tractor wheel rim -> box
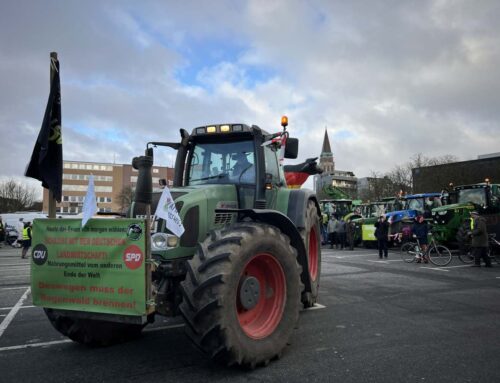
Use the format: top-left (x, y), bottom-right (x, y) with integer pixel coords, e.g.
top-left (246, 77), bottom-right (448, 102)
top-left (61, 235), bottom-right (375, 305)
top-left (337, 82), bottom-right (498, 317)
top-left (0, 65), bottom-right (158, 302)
top-left (237, 253), bottom-right (286, 339)
top-left (309, 227), bottom-right (318, 281)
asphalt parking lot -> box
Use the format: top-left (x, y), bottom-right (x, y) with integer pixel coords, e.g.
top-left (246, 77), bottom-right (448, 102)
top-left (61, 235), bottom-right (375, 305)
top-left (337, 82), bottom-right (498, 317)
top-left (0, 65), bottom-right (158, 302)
top-left (0, 244), bottom-right (499, 383)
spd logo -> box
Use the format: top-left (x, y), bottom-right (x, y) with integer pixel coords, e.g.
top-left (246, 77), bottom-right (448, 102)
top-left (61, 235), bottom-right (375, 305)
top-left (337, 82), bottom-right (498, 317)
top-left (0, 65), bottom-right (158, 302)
top-left (123, 245), bottom-right (143, 270)
top-left (32, 244), bottom-right (48, 265)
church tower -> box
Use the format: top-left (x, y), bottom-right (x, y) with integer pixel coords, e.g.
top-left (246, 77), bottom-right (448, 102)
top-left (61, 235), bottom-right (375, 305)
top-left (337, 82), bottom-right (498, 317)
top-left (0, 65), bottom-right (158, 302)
top-left (319, 128), bottom-right (335, 174)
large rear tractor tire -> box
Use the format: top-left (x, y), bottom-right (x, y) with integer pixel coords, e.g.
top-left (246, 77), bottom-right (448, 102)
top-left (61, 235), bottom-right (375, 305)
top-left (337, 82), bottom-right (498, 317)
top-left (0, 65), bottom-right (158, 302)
top-left (44, 308), bottom-right (145, 346)
top-left (179, 223), bottom-right (301, 368)
top-left (301, 200), bottom-right (322, 308)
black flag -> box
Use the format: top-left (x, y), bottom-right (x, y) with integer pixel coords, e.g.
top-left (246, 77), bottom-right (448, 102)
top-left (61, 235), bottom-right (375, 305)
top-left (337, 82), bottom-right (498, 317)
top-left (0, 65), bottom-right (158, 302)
top-left (25, 56), bottom-right (63, 202)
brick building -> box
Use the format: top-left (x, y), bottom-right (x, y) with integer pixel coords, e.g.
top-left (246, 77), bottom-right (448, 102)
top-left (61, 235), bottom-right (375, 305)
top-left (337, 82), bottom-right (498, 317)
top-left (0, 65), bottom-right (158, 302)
top-left (42, 160), bottom-right (174, 214)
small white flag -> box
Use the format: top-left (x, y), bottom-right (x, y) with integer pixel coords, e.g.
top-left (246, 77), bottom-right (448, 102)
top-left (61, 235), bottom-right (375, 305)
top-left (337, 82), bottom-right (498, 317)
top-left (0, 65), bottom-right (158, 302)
top-left (154, 186), bottom-right (185, 237)
top-left (81, 174), bottom-right (97, 227)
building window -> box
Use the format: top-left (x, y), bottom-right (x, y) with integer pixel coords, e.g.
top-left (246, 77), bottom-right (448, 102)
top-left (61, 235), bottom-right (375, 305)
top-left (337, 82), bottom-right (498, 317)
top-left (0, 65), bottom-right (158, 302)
top-left (153, 168), bottom-right (159, 173)
top-left (62, 185), bottom-right (113, 192)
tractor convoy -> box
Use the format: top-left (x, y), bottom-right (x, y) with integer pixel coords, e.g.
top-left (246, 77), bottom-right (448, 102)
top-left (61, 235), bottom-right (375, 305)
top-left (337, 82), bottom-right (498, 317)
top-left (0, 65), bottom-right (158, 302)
top-left (31, 117), bottom-right (322, 368)
top-left (325, 184), bottom-right (499, 250)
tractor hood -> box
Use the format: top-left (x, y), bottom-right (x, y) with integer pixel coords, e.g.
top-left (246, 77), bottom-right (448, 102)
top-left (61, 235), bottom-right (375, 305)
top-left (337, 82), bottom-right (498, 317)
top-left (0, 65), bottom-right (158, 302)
top-left (386, 209), bottom-right (418, 223)
top-left (432, 202), bottom-right (474, 213)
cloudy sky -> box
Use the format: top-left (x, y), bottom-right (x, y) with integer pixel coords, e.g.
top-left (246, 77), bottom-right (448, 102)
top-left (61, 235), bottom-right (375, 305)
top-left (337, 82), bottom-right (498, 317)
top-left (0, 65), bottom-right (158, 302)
top-left (1, 0), bottom-right (499, 196)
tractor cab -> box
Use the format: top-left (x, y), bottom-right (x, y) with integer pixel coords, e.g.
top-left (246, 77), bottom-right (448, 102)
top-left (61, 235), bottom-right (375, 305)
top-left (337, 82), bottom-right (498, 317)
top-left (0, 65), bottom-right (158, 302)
top-left (431, 182), bottom-right (500, 244)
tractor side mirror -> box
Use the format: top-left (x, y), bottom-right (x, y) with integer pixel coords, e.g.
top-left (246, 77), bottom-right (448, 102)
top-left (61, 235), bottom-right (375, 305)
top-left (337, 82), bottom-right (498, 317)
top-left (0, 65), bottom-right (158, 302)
top-left (285, 138), bottom-right (298, 159)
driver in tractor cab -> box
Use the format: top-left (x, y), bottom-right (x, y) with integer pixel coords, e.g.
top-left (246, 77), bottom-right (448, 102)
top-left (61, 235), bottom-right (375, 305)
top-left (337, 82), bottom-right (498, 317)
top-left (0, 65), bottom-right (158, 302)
top-left (231, 152), bottom-right (254, 183)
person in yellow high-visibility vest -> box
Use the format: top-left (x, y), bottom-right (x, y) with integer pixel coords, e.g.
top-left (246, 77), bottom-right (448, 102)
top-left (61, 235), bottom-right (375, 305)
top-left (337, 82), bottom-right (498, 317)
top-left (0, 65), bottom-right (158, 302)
top-left (21, 222), bottom-right (32, 259)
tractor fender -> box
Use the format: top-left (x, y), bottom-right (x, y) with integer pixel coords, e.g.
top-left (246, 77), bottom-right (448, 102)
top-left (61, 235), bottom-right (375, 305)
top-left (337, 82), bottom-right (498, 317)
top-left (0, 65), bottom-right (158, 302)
top-left (286, 189), bottom-right (321, 230)
top-left (215, 208), bottom-right (313, 293)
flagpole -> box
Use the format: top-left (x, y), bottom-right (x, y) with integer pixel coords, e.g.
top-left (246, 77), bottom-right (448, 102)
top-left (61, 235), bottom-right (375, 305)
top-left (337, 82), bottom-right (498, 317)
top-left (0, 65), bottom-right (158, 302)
top-left (48, 51), bottom-right (58, 218)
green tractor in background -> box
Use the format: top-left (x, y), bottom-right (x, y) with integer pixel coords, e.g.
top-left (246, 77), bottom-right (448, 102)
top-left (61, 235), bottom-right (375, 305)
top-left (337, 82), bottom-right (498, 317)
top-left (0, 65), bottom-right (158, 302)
top-left (44, 118), bottom-right (322, 368)
top-left (431, 182), bottom-right (500, 246)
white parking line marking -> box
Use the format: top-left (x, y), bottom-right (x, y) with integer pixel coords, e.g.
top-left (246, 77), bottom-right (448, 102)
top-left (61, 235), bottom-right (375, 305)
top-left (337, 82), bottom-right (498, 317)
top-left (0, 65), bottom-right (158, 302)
top-left (0, 339), bottom-right (71, 352)
top-left (0, 264), bottom-right (30, 267)
top-left (420, 267), bottom-right (450, 272)
top-left (367, 259), bottom-right (402, 263)
top-left (440, 264), bottom-right (474, 269)
top-left (0, 323), bottom-right (186, 352)
top-left (0, 287), bottom-right (31, 338)
top-left (303, 303), bottom-right (326, 311)
top-left (0, 286), bottom-right (30, 291)
top-left (0, 305), bottom-right (35, 311)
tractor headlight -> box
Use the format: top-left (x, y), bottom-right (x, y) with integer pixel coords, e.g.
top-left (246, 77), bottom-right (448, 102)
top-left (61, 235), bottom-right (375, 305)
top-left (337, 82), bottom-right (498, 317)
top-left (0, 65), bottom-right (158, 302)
top-left (151, 233), bottom-right (179, 250)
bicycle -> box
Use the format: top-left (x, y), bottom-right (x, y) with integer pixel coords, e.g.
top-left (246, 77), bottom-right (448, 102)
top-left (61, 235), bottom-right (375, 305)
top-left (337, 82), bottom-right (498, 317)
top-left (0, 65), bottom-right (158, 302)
top-left (400, 234), bottom-right (452, 266)
top-left (458, 234), bottom-right (500, 264)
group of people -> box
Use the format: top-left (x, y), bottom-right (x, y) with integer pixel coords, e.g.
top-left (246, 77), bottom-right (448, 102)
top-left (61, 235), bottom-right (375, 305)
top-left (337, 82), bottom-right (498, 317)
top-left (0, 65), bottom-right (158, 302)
top-left (322, 213), bottom-right (355, 250)
top-left (375, 210), bottom-right (492, 267)
top-left (0, 216), bottom-right (32, 258)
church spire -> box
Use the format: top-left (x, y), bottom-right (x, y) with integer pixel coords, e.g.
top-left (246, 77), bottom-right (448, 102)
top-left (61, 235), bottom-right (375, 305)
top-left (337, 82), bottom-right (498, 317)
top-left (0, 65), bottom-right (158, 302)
top-left (319, 127), bottom-right (335, 173)
top-left (321, 128), bottom-right (332, 155)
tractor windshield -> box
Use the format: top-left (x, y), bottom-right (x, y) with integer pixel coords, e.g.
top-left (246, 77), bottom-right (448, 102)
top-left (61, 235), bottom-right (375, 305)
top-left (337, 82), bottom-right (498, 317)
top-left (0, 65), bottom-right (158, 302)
top-left (457, 188), bottom-right (487, 206)
top-left (187, 140), bottom-right (255, 185)
top-left (405, 198), bottom-right (424, 212)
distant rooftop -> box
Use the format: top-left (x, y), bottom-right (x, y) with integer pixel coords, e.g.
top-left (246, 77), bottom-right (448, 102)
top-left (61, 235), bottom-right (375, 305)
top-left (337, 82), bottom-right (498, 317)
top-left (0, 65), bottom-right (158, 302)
top-left (477, 152), bottom-right (500, 159)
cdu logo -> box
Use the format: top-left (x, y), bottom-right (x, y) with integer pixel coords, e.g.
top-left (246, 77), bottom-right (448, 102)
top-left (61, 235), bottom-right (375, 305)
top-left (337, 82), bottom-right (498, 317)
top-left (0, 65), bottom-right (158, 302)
top-left (32, 244), bottom-right (48, 265)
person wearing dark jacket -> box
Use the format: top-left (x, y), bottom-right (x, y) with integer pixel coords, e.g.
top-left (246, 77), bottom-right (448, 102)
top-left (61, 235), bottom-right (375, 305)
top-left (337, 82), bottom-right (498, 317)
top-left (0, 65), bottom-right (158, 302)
top-left (0, 216), bottom-right (5, 247)
top-left (412, 215), bottom-right (429, 263)
top-left (374, 214), bottom-right (389, 258)
top-left (470, 211), bottom-right (492, 267)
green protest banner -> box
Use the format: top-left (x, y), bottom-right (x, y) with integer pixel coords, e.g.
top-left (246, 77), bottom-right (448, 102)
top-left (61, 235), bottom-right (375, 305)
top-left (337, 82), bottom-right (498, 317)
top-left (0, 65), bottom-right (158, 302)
top-left (31, 219), bottom-right (148, 317)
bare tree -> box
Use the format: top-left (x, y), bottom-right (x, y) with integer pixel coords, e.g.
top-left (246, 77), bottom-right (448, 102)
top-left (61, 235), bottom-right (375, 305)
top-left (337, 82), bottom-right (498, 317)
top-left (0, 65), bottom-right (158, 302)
top-left (117, 185), bottom-right (135, 213)
top-left (0, 179), bottom-right (38, 212)
top-left (386, 153), bottom-right (458, 194)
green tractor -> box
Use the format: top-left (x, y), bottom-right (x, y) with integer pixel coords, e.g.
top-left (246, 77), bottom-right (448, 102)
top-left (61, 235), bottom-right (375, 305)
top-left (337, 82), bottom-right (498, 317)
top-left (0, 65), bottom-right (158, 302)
top-left (40, 118), bottom-right (322, 368)
top-left (431, 182), bottom-right (500, 245)
top-left (350, 201), bottom-right (386, 247)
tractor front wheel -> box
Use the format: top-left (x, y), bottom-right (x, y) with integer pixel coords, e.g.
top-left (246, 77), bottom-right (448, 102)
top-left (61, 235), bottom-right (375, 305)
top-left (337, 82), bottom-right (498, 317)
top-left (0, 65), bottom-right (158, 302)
top-left (44, 309), bottom-right (145, 346)
top-left (179, 223), bottom-right (301, 367)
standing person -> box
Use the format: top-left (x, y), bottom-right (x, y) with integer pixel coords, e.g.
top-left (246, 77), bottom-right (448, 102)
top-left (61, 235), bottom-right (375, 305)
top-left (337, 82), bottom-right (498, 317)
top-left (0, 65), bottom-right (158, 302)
top-left (0, 216), bottom-right (5, 247)
top-left (374, 214), bottom-right (389, 259)
top-left (346, 220), bottom-right (355, 250)
top-left (21, 222), bottom-right (32, 259)
top-left (412, 215), bottom-right (429, 263)
top-left (337, 217), bottom-right (346, 250)
top-left (469, 211), bottom-right (492, 267)
top-left (327, 215), bottom-right (338, 249)
top-left (321, 212), bottom-right (328, 245)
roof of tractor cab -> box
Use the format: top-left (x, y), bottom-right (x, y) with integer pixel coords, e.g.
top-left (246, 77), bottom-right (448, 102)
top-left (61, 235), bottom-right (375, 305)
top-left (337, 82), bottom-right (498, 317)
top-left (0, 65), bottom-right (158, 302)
top-left (454, 183), bottom-right (498, 190)
top-left (190, 123), bottom-right (270, 138)
top-left (404, 192), bottom-right (442, 199)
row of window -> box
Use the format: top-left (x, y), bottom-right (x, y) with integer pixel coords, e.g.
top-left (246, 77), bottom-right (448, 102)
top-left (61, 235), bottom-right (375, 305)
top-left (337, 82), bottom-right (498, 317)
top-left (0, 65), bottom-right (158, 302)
top-left (59, 207), bottom-right (112, 214)
top-left (64, 162), bottom-right (113, 171)
top-left (62, 185), bottom-right (113, 192)
top-left (63, 174), bottom-right (113, 182)
top-left (61, 196), bottom-right (112, 203)
top-left (130, 176), bottom-right (161, 183)
top-left (132, 168), bottom-right (160, 173)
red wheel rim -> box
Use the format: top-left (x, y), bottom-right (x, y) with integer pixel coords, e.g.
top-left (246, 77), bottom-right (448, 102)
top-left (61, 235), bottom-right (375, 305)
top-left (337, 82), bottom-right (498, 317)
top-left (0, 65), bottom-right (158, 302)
top-left (308, 227), bottom-right (318, 281)
top-left (237, 253), bottom-right (286, 339)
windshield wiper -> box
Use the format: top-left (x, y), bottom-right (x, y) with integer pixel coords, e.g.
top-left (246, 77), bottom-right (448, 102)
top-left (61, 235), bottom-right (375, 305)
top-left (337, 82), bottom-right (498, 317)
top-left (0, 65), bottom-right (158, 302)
top-left (190, 173), bottom-right (228, 182)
